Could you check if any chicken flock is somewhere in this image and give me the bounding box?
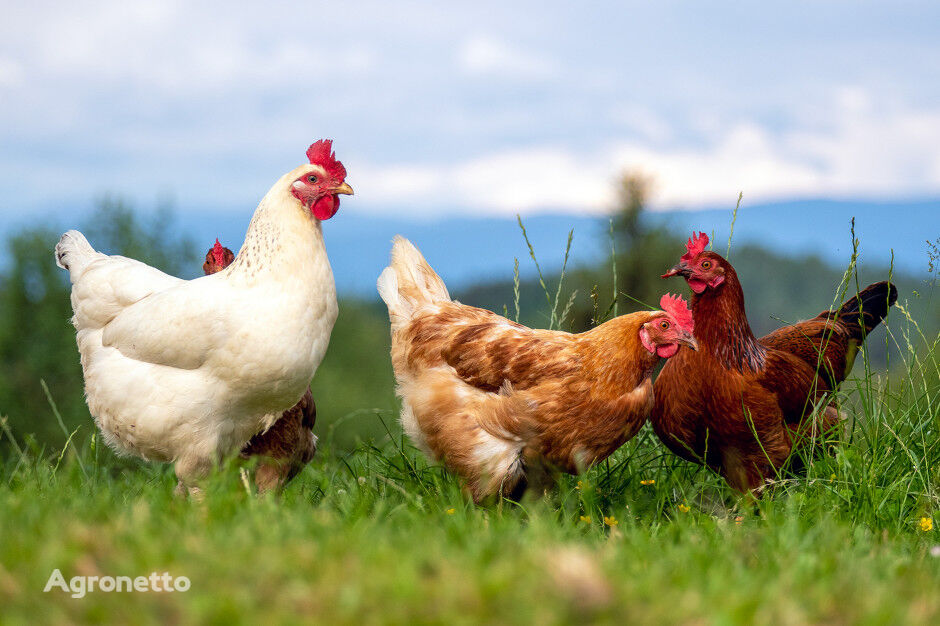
[56,139,897,500]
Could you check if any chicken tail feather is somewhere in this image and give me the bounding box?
[378,236,450,329]
[835,280,898,342]
[54,230,99,281]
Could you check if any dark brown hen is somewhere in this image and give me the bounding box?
[651,232,897,491]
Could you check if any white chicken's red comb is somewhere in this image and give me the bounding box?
[660,293,694,334]
[306,139,346,181]
[681,231,709,263]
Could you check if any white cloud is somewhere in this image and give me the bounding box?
[457,36,554,79]
[355,164,441,199]
[3,2,375,97]
[355,148,612,215]
[0,57,24,88]
[609,123,823,207]
[450,149,612,211]
[355,91,940,214]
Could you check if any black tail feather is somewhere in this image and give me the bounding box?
[836,281,898,341]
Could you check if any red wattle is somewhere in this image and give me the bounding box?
[657,343,679,358]
[312,195,340,220]
[688,278,707,293]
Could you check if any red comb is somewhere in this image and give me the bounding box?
[211,238,226,268]
[681,231,709,263]
[660,293,694,334]
[305,139,346,181]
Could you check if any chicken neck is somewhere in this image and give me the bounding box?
[690,266,766,372]
[225,173,331,286]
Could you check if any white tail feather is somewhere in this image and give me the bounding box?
[377,236,450,329]
[55,230,99,281]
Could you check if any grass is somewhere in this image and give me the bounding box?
[1,347,938,624]
[1,223,939,624]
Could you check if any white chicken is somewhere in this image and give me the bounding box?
[54,140,352,492]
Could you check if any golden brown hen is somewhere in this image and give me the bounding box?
[378,236,696,502]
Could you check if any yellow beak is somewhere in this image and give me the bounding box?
[332,182,354,196]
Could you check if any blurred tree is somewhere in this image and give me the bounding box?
[460,171,682,332]
[84,196,197,277]
[0,226,82,447]
[570,170,680,329]
[611,171,652,248]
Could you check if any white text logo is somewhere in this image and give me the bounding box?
[43,569,191,599]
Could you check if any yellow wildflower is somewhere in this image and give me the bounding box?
[580,515,592,524]
[678,504,691,513]
[603,516,619,527]
[920,517,933,532]
[640,479,655,486]
[446,508,456,515]
[575,481,583,491]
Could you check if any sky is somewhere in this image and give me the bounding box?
[2,1,940,218]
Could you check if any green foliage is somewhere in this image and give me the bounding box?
[607,171,679,314]
[0,225,86,446]
[84,197,199,278]
[310,300,398,450]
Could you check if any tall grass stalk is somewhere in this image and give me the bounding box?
[609,218,618,318]
[726,191,743,258]
[516,216,576,330]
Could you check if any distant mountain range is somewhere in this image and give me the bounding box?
[194,197,937,294]
[3,198,936,295]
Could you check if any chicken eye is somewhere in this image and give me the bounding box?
[660,320,669,330]
[701,260,711,269]
[307,175,318,184]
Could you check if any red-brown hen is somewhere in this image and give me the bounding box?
[651,232,897,492]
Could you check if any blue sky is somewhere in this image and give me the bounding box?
[2,1,940,218]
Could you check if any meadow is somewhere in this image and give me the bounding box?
[1,356,938,624]
[0,204,938,624]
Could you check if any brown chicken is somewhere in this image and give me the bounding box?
[377,236,697,502]
[203,240,317,492]
[651,232,897,492]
